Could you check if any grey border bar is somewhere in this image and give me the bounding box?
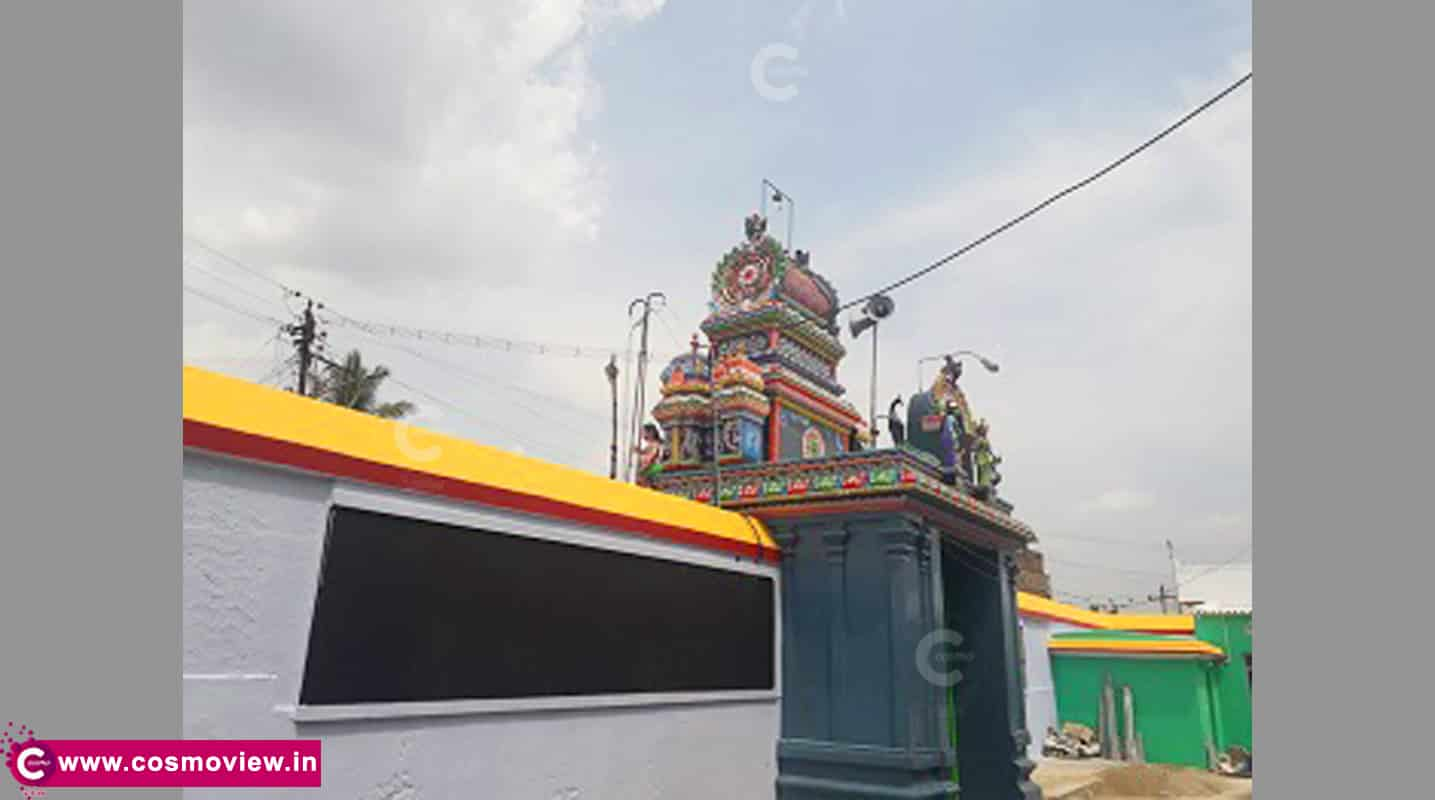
[1,3,179,786]
[286,689,780,724]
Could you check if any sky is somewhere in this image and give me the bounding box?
[183,0,1252,608]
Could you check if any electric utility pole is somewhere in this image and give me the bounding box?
[1166,539,1180,610]
[285,299,318,396]
[625,292,665,482]
[1148,584,1178,614]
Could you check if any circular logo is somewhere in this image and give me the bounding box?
[393,407,445,464]
[915,628,967,688]
[8,741,58,786]
[750,43,803,103]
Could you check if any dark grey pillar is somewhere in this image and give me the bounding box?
[771,513,958,799]
[942,544,1041,800]
[996,551,1041,798]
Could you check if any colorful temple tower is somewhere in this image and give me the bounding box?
[647,212,1042,800]
[649,213,867,481]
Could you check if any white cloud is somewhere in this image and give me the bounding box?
[1186,512,1249,532]
[803,52,1251,599]
[183,7,1249,599]
[1078,489,1157,514]
[183,0,667,291]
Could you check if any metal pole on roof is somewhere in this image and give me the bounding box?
[1167,540,1180,609]
[762,179,794,251]
[626,292,665,483]
[916,350,1000,393]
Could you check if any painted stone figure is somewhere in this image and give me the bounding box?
[887,395,906,446]
[908,355,991,483]
[801,426,827,459]
[635,423,665,487]
[972,418,1003,496]
[939,399,966,485]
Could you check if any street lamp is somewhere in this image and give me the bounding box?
[916,349,999,392]
[604,355,619,479]
[849,294,896,445]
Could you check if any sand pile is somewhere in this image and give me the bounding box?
[1090,763,1239,798]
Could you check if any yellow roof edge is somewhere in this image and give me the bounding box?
[1048,638,1226,657]
[1017,591,1194,632]
[182,365,776,554]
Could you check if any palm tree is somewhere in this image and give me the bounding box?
[313,349,416,419]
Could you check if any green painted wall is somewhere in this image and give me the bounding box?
[1194,613,1253,750]
[1050,654,1219,768]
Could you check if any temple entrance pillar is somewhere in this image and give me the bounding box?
[769,511,957,798]
[704,450,1042,800]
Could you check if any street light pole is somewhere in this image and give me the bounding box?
[916,349,1000,391]
[761,179,795,251]
[848,294,895,447]
[869,321,879,443]
[605,355,619,479]
[626,292,665,482]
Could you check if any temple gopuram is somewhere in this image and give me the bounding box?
[646,212,1024,524]
[644,213,1045,800]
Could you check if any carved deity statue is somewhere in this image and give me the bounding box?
[744,212,768,242]
[972,418,1002,494]
[938,400,969,485]
[634,423,665,487]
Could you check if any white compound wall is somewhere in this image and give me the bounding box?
[183,450,780,800]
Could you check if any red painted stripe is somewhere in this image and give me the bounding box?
[184,419,780,564]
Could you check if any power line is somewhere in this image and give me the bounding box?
[183,70,1253,377]
[323,326,597,464]
[1044,556,1168,578]
[184,235,296,295]
[182,236,634,361]
[183,283,287,326]
[366,370,590,466]
[182,258,289,312]
[321,314,610,425]
[1055,590,1099,604]
[1174,543,1252,588]
[258,354,299,388]
[1036,530,1191,546]
[776,70,1253,340]
[181,254,606,459]
[324,312,632,361]
[182,258,597,465]
[653,306,686,353]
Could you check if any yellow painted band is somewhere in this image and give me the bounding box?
[183,366,776,552]
[1018,591,1195,633]
[1048,639,1225,657]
